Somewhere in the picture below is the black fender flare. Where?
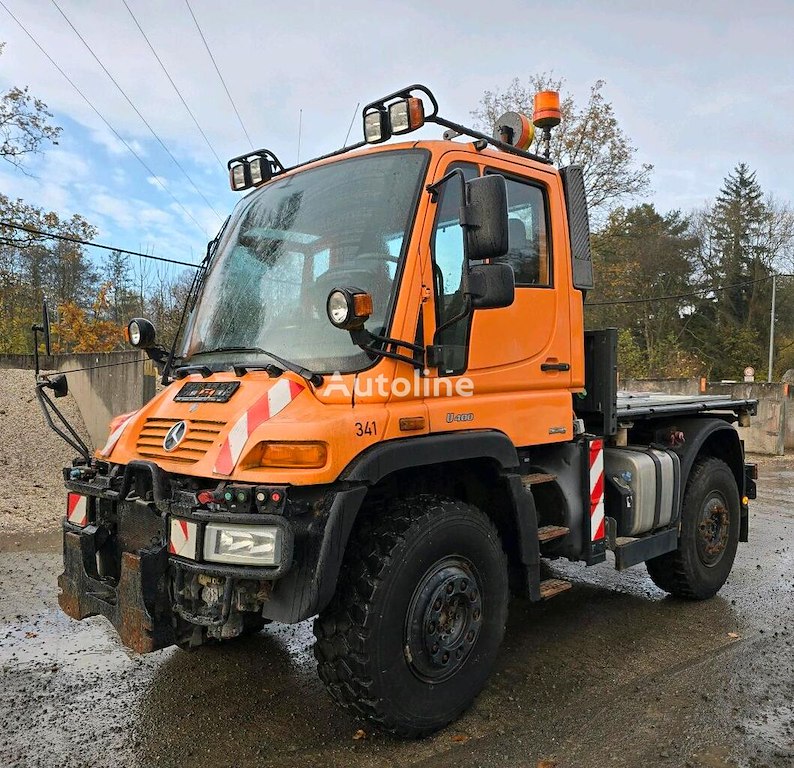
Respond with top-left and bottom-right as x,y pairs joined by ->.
671,417 -> 745,492
669,416 -> 748,541
340,430 -> 520,483
278,432 -> 522,621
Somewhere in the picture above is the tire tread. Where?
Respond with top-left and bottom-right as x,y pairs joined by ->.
313,494 -> 505,737
646,456 -> 738,600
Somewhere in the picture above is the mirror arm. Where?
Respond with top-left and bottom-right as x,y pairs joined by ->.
161,217 -> 229,385
426,167 -> 465,203
349,328 -> 424,368
144,345 -> 169,375
35,382 -> 91,462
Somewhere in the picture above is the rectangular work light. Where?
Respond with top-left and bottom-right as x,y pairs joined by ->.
229,162 -> 249,191
363,109 -> 389,143
248,156 -> 271,186
388,97 -> 425,135
203,522 -> 282,566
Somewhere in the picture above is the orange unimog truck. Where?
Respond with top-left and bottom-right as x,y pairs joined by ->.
38,85 -> 758,738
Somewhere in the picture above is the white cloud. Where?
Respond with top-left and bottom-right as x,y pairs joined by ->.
146,175 -> 168,189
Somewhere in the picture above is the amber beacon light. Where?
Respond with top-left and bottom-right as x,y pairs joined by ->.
532,91 -> 561,160
532,91 -> 562,128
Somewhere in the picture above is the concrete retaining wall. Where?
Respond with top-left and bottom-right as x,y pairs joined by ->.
706,382 -> 790,457
622,378 -> 702,396
0,352 -> 157,447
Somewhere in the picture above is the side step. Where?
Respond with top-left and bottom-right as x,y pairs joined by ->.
539,578 -> 572,599
537,525 -> 570,542
613,528 -> 678,571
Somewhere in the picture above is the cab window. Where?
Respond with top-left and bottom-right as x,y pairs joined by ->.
493,175 -> 551,287
430,163 -> 479,375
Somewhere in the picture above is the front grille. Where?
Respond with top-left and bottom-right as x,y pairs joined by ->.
135,418 -> 224,464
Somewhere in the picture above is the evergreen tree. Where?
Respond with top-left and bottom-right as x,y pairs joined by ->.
687,164 -> 774,378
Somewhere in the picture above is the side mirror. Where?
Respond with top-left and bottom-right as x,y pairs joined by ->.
41,299 -> 51,356
462,175 -> 509,261
31,298 -> 52,376
467,263 -> 515,309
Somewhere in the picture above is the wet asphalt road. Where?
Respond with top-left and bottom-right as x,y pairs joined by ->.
0,458 -> 791,768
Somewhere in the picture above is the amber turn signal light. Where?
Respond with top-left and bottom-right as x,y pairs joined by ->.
245,441 -> 328,469
399,416 -> 426,432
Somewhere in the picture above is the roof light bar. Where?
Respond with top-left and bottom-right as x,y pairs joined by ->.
362,85 -> 436,145
224,84 -> 551,190
226,149 -> 285,192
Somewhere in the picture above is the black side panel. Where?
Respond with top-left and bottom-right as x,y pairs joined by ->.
560,165 -> 594,290
576,329 -> 618,436
264,486 -> 367,623
342,431 -> 520,484
502,473 -> 541,601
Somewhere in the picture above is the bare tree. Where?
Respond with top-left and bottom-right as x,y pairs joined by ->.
0,43 -> 62,170
472,74 -> 652,219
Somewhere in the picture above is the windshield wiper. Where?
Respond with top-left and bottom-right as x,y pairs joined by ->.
188,346 -> 324,387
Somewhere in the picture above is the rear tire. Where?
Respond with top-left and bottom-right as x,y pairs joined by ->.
646,457 -> 739,599
313,495 -> 508,738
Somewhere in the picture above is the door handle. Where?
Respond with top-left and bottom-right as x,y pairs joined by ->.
541,362 -> 570,372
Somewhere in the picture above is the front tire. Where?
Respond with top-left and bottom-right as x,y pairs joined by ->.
646,457 -> 740,599
313,495 -> 508,738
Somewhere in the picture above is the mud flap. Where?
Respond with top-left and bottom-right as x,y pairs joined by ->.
58,530 -> 173,653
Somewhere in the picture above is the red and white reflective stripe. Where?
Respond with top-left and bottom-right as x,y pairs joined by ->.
99,412 -> 137,457
66,493 -> 88,527
168,518 -> 198,559
589,439 -> 605,541
213,378 -> 305,475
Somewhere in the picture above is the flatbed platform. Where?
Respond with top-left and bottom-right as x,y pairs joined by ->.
616,391 -> 758,420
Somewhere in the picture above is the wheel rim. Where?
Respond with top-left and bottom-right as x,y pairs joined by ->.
405,557 -> 483,683
696,491 -> 730,567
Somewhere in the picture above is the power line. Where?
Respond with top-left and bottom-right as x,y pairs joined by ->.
49,0 -> 223,220
184,0 -> 254,147
120,0 -> 225,169
585,275 -> 776,307
0,0 -> 208,236
0,220 -> 201,268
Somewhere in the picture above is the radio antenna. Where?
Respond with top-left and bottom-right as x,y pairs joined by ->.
343,102 -> 360,147
297,108 -> 303,163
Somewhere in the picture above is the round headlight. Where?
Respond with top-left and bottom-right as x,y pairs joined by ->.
327,290 -> 351,327
128,320 -> 142,346
126,317 -> 156,348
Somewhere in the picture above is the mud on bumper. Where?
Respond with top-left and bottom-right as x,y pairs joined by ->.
58,481 -> 368,651
58,526 -> 174,653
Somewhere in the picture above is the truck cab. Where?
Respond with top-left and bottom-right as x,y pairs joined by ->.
46,84 -> 757,739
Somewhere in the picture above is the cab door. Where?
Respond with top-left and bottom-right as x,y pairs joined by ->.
469,163 -> 572,376
423,154 -> 575,447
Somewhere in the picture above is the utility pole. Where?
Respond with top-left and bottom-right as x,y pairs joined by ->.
767,273 -> 776,382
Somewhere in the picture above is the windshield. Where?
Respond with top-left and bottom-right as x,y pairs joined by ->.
182,149 -> 429,373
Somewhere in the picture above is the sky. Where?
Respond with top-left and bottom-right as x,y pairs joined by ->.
0,0 -> 792,273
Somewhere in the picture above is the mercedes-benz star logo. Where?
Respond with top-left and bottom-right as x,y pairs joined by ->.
163,420 -> 187,452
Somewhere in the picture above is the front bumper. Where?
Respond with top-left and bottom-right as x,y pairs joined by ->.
58,461 -> 368,651
58,525 -> 173,652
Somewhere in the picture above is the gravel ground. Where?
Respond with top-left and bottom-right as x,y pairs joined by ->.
0,456 -> 790,767
0,369 -> 92,535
